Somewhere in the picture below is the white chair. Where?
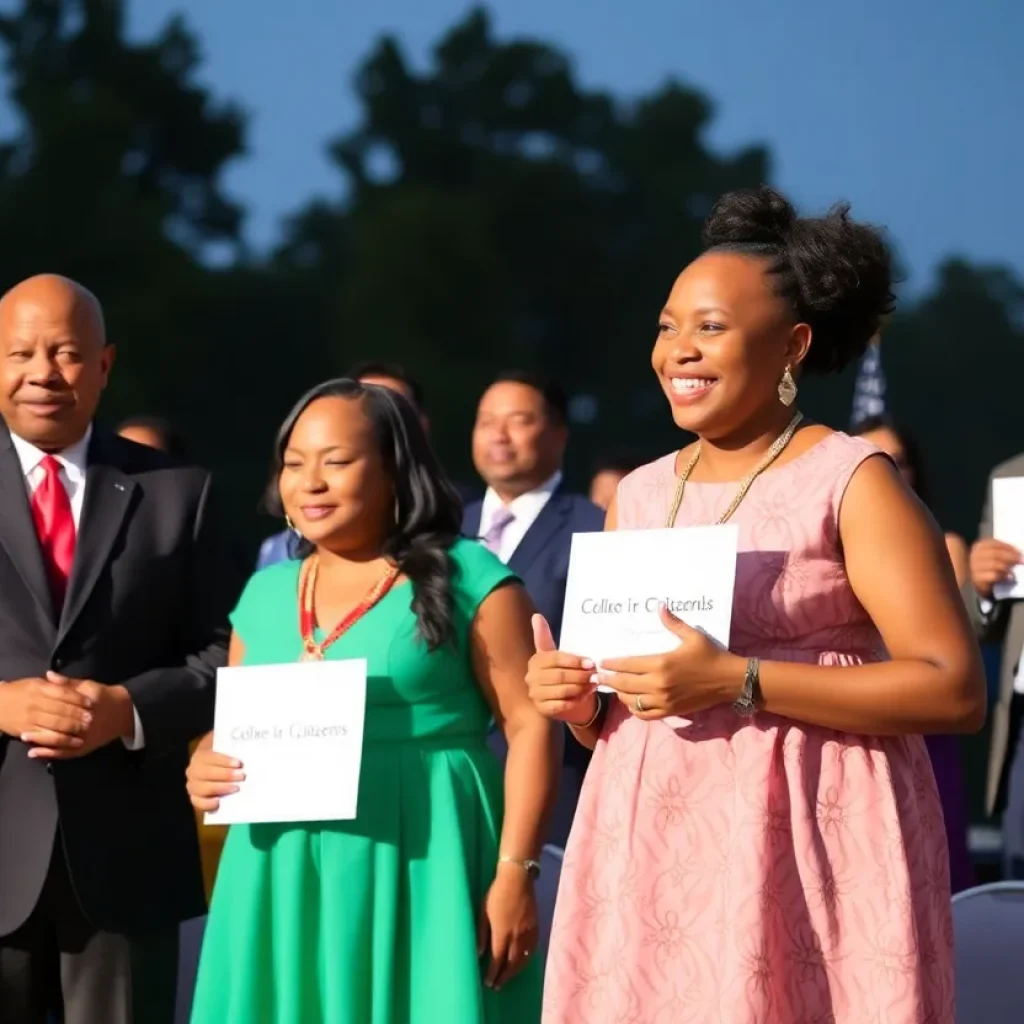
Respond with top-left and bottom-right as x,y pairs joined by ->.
174,915 -> 207,1024
537,844 -> 564,957
953,881 -> 1024,1022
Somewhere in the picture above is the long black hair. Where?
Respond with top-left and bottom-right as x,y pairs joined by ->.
264,379 -> 463,650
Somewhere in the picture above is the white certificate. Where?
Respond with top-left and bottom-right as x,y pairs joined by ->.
559,525 -> 739,676
205,659 -> 367,826
992,478 -> 1024,600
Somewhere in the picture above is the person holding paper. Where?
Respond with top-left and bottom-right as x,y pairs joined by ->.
528,187 -> 984,1023
966,456 -> 1024,878
186,378 -> 558,1023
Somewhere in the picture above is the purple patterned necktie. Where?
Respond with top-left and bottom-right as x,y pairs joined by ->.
480,506 -> 515,556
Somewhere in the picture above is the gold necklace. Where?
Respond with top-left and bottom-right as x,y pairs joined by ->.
665,412 -> 804,528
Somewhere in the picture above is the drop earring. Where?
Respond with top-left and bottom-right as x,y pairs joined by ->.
778,366 -> 797,407
286,515 -> 301,536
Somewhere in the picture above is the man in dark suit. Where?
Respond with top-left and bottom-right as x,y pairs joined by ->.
967,454 -> 1024,878
0,275 -> 237,1022
463,370 -> 604,847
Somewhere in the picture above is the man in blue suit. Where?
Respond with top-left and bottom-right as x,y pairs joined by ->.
256,362 -> 478,568
463,370 -> 604,847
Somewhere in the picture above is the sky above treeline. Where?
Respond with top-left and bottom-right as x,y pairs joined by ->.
5,0 -> 1023,295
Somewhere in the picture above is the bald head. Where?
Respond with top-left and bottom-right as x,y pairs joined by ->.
0,274 -> 106,349
0,274 -> 114,451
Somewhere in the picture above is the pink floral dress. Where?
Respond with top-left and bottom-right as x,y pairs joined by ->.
543,433 -> 953,1024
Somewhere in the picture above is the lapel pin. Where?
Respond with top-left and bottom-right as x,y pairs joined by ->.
114,483 -> 125,491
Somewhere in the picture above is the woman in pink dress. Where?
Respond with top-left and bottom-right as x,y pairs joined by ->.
528,187 -> 985,1023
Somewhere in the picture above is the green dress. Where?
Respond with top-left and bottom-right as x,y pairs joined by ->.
190,539 -> 543,1024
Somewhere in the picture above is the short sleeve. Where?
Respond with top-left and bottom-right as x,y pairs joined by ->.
831,434 -> 897,528
448,538 -> 520,624
228,564 -> 295,646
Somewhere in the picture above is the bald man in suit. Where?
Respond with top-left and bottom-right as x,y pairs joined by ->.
0,275 -> 239,1023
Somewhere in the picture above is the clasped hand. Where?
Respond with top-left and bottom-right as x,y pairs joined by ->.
525,605 -> 741,721
0,672 -> 133,758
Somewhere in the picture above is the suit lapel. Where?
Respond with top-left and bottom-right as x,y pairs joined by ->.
1001,605 -> 1024,702
58,430 -> 136,645
993,455 -> 1024,694
463,501 -> 482,539
0,422 -> 56,625
508,490 -> 572,576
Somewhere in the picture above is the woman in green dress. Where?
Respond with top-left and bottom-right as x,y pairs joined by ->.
186,378 -> 560,1023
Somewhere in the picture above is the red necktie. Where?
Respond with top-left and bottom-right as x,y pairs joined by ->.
30,455 -> 76,609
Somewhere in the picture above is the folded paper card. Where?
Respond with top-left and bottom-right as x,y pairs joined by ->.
992,478 -> 1024,601
559,525 -> 739,678
205,658 -> 367,826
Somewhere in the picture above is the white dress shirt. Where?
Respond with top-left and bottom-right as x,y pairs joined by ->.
478,471 -> 563,564
9,427 -> 145,748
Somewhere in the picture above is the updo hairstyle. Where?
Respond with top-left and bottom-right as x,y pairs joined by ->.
702,186 -> 895,373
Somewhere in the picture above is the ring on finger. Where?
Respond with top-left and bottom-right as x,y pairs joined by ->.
634,695 -> 645,714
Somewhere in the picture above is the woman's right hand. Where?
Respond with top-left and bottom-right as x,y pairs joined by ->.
969,538 -> 1021,599
186,735 -> 245,813
524,614 -> 599,725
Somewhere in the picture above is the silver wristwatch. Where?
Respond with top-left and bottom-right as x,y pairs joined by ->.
732,657 -> 762,717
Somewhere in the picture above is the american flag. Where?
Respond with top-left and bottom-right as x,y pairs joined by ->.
850,342 -> 887,427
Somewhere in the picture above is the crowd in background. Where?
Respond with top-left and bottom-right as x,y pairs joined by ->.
0,184 -> 1019,1024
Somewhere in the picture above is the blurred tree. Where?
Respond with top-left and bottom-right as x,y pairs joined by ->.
0,0 -> 331,546
277,6 -> 771,483
882,260 -> 1024,538
0,0 -> 1020,556
0,0 -> 1017,827
0,0 -> 246,420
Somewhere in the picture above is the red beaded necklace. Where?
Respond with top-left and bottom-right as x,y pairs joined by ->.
297,555 -> 400,661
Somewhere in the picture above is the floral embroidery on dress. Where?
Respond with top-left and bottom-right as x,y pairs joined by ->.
544,434 -> 953,1024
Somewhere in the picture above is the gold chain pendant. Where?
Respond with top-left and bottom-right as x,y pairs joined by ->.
666,411 -> 804,529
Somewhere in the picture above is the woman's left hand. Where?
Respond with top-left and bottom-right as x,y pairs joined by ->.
600,605 -> 744,719
477,863 -> 539,990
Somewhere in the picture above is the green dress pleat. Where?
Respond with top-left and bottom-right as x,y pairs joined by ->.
190,539 -> 543,1023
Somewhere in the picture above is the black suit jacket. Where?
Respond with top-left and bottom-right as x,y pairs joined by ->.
463,488 -> 605,847
0,420 -> 241,937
